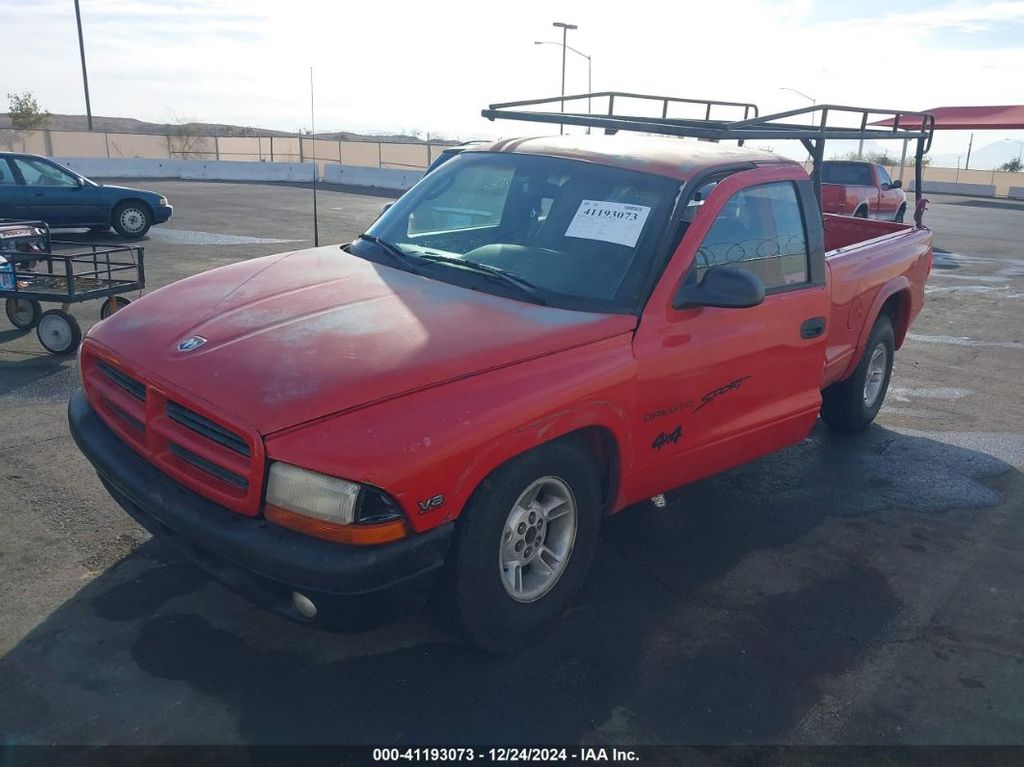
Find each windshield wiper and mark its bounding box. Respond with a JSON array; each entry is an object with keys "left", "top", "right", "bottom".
[
  {"left": 414, "top": 254, "right": 549, "bottom": 306},
  {"left": 355, "top": 234, "right": 423, "bottom": 274}
]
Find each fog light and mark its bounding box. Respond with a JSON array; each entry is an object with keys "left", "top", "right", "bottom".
[{"left": 292, "top": 591, "right": 317, "bottom": 619}]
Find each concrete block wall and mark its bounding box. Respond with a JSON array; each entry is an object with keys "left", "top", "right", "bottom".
[
  {"left": 906, "top": 179, "right": 997, "bottom": 197},
  {"left": 322, "top": 165, "right": 423, "bottom": 192},
  {"left": 1009, "top": 186, "right": 1024, "bottom": 200}
]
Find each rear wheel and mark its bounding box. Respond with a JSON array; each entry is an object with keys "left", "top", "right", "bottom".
[
  {"left": 894, "top": 204, "right": 907, "bottom": 223},
  {"left": 854, "top": 205, "right": 869, "bottom": 218},
  {"left": 820, "top": 315, "right": 895, "bottom": 432},
  {"left": 99, "top": 295, "right": 131, "bottom": 319},
  {"left": 112, "top": 201, "right": 152, "bottom": 238},
  {"left": 448, "top": 438, "right": 602, "bottom": 653},
  {"left": 5, "top": 298, "right": 42, "bottom": 329},
  {"left": 36, "top": 309, "right": 82, "bottom": 356}
]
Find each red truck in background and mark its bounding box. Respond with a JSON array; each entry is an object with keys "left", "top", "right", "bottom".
[
  {"left": 68, "top": 95, "right": 935, "bottom": 651},
  {"left": 819, "top": 159, "right": 908, "bottom": 222}
]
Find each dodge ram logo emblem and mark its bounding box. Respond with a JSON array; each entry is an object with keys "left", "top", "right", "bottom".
[{"left": 176, "top": 336, "right": 207, "bottom": 352}]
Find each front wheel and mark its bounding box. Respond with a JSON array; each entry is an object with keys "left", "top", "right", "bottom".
[
  {"left": 36, "top": 309, "right": 82, "bottom": 356},
  {"left": 448, "top": 438, "right": 603, "bottom": 653},
  {"left": 820, "top": 315, "right": 895, "bottom": 432},
  {"left": 112, "top": 201, "right": 152, "bottom": 238}
]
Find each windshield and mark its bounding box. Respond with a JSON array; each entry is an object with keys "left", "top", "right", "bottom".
[{"left": 354, "top": 152, "right": 682, "bottom": 314}]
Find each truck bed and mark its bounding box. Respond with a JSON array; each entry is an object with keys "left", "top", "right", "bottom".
[{"left": 821, "top": 213, "right": 933, "bottom": 388}]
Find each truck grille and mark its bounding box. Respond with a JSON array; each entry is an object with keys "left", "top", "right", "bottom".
[
  {"left": 166, "top": 401, "right": 251, "bottom": 457},
  {"left": 82, "top": 348, "right": 263, "bottom": 516}
]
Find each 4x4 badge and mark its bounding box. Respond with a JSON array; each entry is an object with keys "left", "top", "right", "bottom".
[{"left": 176, "top": 336, "right": 207, "bottom": 352}]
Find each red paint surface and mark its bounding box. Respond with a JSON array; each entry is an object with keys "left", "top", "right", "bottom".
[{"left": 819, "top": 163, "right": 907, "bottom": 221}]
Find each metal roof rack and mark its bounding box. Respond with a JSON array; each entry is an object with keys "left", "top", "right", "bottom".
[{"left": 482, "top": 91, "right": 935, "bottom": 203}]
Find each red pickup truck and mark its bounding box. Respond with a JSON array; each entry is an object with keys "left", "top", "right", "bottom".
[
  {"left": 819, "top": 160, "right": 908, "bottom": 222},
  {"left": 69, "top": 107, "right": 933, "bottom": 651}
]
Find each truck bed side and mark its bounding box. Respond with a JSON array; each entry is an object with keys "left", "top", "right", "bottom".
[{"left": 821, "top": 213, "right": 932, "bottom": 388}]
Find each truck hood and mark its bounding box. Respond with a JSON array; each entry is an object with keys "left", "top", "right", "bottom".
[{"left": 89, "top": 247, "right": 636, "bottom": 434}]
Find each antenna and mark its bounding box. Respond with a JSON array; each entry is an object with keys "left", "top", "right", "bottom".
[{"left": 310, "top": 66, "right": 320, "bottom": 247}]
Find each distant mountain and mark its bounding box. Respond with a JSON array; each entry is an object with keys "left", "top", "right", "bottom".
[
  {"left": 0, "top": 113, "right": 435, "bottom": 144},
  {"left": 930, "top": 141, "right": 1022, "bottom": 170}
]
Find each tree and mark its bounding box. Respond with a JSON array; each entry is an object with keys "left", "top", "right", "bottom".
[
  {"left": 167, "top": 111, "right": 209, "bottom": 159},
  {"left": 999, "top": 158, "right": 1023, "bottom": 173},
  {"left": 6, "top": 92, "right": 49, "bottom": 130}
]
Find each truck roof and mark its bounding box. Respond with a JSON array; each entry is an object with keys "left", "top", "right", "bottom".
[{"left": 464, "top": 134, "right": 796, "bottom": 183}]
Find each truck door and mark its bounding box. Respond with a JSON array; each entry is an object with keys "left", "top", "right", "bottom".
[
  {"left": 629, "top": 164, "right": 829, "bottom": 499},
  {"left": 10, "top": 156, "right": 102, "bottom": 227},
  {"left": 0, "top": 159, "right": 30, "bottom": 220},
  {"left": 875, "top": 165, "right": 901, "bottom": 220}
]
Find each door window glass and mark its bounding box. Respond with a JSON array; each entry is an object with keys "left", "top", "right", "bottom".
[
  {"left": 695, "top": 181, "right": 810, "bottom": 289},
  {"left": 0, "top": 160, "right": 18, "bottom": 185},
  {"left": 877, "top": 165, "right": 893, "bottom": 187},
  {"left": 11, "top": 158, "right": 79, "bottom": 187}
]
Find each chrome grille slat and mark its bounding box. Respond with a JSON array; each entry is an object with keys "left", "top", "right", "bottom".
[{"left": 166, "top": 401, "right": 251, "bottom": 457}]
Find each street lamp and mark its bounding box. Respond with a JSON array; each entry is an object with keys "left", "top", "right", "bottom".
[
  {"left": 778, "top": 86, "right": 816, "bottom": 106},
  {"left": 535, "top": 40, "right": 592, "bottom": 133},
  {"left": 552, "top": 21, "right": 577, "bottom": 135}
]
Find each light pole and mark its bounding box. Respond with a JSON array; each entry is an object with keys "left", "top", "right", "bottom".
[
  {"left": 535, "top": 40, "right": 592, "bottom": 133},
  {"left": 74, "top": 0, "right": 93, "bottom": 130},
  {"left": 780, "top": 87, "right": 817, "bottom": 164},
  {"left": 552, "top": 22, "right": 577, "bottom": 135}
]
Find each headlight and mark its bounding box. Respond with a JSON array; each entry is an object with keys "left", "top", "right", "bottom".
[
  {"left": 158, "top": 197, "right": 169, "bottom": 207},
  {"left": 264, "top": 462, "right": 405, "bottom": 544}
]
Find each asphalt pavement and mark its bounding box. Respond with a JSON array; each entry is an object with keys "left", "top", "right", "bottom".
[{"left": 0, "top": 182, "right": 1021, "bottom": 746}]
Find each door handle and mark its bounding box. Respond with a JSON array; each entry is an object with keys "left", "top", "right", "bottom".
[{"left": 800, "top": 317, "right": 826, "bottom": 339}]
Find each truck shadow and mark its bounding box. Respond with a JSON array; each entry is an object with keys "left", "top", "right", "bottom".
[{"left": 0, "top": 425, "right": 1018, "bottom": 746}]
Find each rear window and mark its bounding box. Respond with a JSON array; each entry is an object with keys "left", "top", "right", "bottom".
[{"left": 820, "top": 163, "right": 873, "bottom": 186}]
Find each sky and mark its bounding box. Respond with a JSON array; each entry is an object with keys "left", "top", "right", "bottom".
[{"left": 3, "top": 0, "right": 1023, "bottom": 166}]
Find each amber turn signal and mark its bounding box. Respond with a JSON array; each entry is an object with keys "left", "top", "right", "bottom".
[{"left": 265, "top": 504, "right": 407, "bottom": 545}]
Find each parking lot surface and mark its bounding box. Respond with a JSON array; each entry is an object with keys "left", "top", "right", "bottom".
[{"left": 0, "top": 181, "right": 1022, "bottom": 745}]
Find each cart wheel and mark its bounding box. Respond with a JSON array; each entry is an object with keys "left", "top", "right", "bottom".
[
  {"left": 5, "top": 298, "right": 42, "bottom": 330},
  {"left": 100, "top": 296, "right": 131, "bottom": 319},
  {"left": 36, "top": 310, "right": 82, "bottom": 356}
]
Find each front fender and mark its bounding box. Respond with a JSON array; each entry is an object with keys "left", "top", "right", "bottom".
[{"left": 264, "top": 333, "right": 637, "bottom": 533}]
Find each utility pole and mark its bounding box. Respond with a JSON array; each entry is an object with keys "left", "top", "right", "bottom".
[
  {"left": 74, "top": 0, "right": 93, "bottom": 130},
  {"left": 965, "top": 132, "right": 974, "bottom": 170},
  {"left": 535, "top": 40, "right": 592, "bottom": 132},
  {"left": 552, "top": 22, "right": 577, "bottom": 135}
]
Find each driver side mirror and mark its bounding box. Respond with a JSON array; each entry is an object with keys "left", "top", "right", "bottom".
[
  {"left": 673, "top": 265, "right": 766, "bottom": 310},
  {"left": 891, "top": 179, "right": 902, "bottom": 189}
]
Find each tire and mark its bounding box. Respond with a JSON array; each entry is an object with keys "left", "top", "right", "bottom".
[
  {"left": 447, "top": 437, "right": 603, "bottom": 653},
  {"left": 99, "top": 295, "right": 131, "bottom": 319},
  {"left": 854, "top": 206, "right": 869, "bottom": 219},
  {"left": 5, "top": 298, "right": 42, "bottom": 329},
  {"left": 112, "top": 201, "right": 152, "bottom": 238},
  {"left": 36, "top": 309, "right": 82, "bottom": 356},
  {"left": 820, "top": 315, "right": 895, "bottom": 432},
  {"left": 894, "top": 204, "right": 907, "bottom": 224}
]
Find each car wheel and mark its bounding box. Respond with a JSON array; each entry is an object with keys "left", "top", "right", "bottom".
[
  {"left": 36, "top": 309, "right": 82, "bottom": 356},
  {"left": 820, "top": 315, "right": 895, "bottom": 432},
  {"left": 99, "top": 295, "right": 131, "bottom": 319},
  {"left": 854, "top": 206, "right": 869, "bottom": 218},
  {"left": 448, "top": 437, "right": 603, "bottom": 653},
  {"left": 894, "top": 204, "right": 907, "bottom": 224},
  {"left": 5, "top": 298, "right": 42, "bottom": 329},
  {"left": 112, "top": 201, "right": 152, "bottom": 238}
]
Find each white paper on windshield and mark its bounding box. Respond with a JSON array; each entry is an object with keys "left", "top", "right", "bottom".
[{"left": 564, "top": 200, "right": 652, "bottom": 248}]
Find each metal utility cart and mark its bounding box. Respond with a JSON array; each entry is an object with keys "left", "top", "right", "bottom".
[
  {"left": 481, "top": 91, "right": 935, "bottom": 213},
  {"left": 0, "top": 220, "right": 145, "bottom": 355}
]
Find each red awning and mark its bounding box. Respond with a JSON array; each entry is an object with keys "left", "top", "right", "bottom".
[{"left": 872, "top": 105, "right": 1024, "bottom": 130}]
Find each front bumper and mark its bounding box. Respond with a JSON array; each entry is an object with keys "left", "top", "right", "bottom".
[
  {"left": 154, "top": 205, "right": 172, "bottom": 224},
  {"left": 68, "top": 389, "right": 453, "bottom": 629}
]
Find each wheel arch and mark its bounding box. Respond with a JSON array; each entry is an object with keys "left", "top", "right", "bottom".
[{"left": 454, "top": 416, "right": 629, "bottom": 526}]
